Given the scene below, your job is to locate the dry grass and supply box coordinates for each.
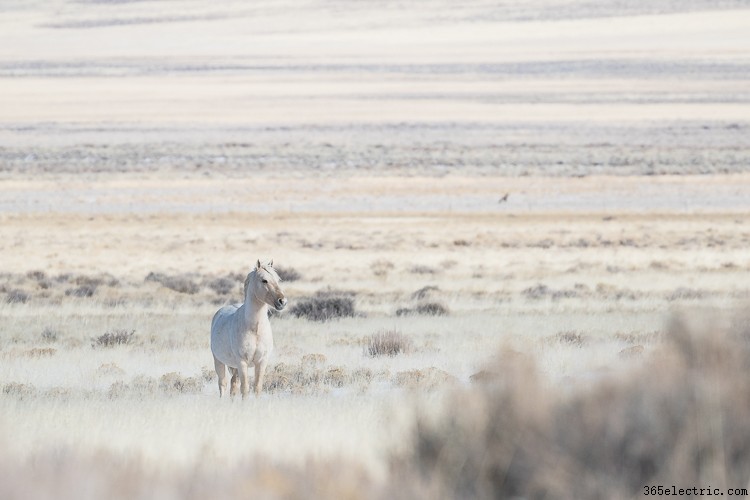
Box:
[145,272,200,295]
[4,318,748,499]
[390,319,750,499]
[1,1,748,496]
[275,266,302,282]
[366,330,414,357]
[265,359,375,395]
[92,330,136,348]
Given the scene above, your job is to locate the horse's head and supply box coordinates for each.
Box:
[245,259,287,311]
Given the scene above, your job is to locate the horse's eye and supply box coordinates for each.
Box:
[262,279,268,284]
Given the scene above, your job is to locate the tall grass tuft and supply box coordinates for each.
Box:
[365,330,413,357]
[92,329,135,348]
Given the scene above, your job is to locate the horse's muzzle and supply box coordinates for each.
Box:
[275,297,287,311]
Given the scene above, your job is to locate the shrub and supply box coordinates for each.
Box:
[393,367,457,391]
[159,372,203,394]
[275,266,302,282]
[93,329,135,348]
[206,276,235,296]
[264,359,364,395]
[95,363,125,377]
[40,327,59,343]
[26,270,46,280]
[371,259,395,277]
[554,331,587,346]
[145,272,199,294]
[667,287,707,301]
[522,284,549,299]
[409,265,438,275]
[412,286,439,300]
[366,330,414,357]
[2,382,35,399]
[416,302,449,316]
[23,348,57,358]
[301,353,327,367]
[290,296,356,322]
[390,319,750,499]
[201,366,217,383]
[65,285,96,297]
[395,303,448,317]
[6,290,29,304]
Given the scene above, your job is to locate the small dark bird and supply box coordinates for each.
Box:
[498,193,509,204]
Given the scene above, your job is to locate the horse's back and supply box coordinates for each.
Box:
[211,304,239,330]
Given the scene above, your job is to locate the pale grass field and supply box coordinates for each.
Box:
[2,0,750,497]
[2,198,748,485]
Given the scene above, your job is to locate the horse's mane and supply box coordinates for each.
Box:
[243,265,281,297]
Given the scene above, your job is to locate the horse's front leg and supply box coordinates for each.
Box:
[229,368,240,398]
[239,360,251,399]
[254,359,268,397]
[214,356,227,398]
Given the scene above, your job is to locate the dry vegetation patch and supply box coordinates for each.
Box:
[394,367,457,391]
[265,359,374,395]
[290,293,357,322]
[391,320,750,499]
[22,347,57,358]
[551,331,588,346]
[5,290,29,304]
[95,363,126,377]
[397,302,449,317]
[159,372,204,394]
[145,272,200,295]
[365,330,414,357]
[275,266,302,282]
[371,259,395,277]
[40,327,60,343]
[92,330,136,348]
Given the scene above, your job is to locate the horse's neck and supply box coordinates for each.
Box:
[240,293,268,331]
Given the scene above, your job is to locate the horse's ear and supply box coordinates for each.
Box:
[268,259,274,268]
[256,259,261,270]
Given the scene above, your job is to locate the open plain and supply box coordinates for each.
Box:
[1,1,750,498]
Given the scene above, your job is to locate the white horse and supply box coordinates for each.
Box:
[210,260,287,398]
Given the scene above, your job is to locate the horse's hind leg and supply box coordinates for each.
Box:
[229,368,240,398]
[214,355,228,398]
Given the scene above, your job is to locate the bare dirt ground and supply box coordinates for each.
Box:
[1,1,749,498]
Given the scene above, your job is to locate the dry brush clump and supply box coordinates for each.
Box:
[396,302,449,317]
[365,330,414,357]
[159,372,204,394]
[393,367,457,391]
[549,331,587,346]
[389,317,750,499]
[290,291,358,322]
[274,265,302,282]
[107,372,205,398]
[205,276,236,296]
[145,272,200,295]
[371,259,395,277]
[265,356,374,395]
[92,329,135,348]
[22,347,57,358]
[40,327,60,343]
